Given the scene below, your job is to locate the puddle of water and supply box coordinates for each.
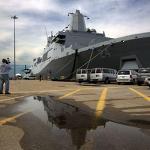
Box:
[16,96,150,150]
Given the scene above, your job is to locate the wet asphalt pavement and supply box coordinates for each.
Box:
[0,84,150,150]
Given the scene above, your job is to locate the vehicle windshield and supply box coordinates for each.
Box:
[138,69,150,73]
[82,70,87,74]
[118,70,130,75]
[96,68,102,73]
[77,70,81,74]
[91,69,95,73]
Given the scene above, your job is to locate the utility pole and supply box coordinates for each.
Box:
[11,15,18,79]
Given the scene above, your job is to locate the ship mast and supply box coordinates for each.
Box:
[68,10,87,32]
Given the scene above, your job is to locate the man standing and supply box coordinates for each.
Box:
[0,59,11,94]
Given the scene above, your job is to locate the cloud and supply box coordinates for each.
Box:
[0,0,150,65]
[84,0,150,37]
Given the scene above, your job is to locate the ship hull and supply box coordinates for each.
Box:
[33,36,150,80]
[76,36,150,70]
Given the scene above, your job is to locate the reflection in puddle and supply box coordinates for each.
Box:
[33,96,107,150]
[17,96,150,150]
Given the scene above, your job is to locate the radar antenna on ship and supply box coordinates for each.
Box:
[83,15,90,20]
[51,31,53,37]
[44,25,48,38]
[103,31,106,37]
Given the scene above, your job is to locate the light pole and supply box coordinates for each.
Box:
[11,15,18,79]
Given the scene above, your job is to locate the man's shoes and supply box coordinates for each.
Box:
[5,92,11,95]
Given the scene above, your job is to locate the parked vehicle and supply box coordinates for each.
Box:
[76,69,91,83]
[137,68,150,86]
[23,74,29,80]
[90,68,117,83]
[16,73,22,79]
[145,77,150,87]
[29,75,36,80]
[23,74,36,80]
[117,70,138,84]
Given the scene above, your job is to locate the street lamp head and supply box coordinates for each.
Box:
[11,15,18,19]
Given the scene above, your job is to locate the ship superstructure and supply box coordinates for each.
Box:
[31,10,150,80]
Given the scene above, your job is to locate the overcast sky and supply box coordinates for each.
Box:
[0,0,150,65]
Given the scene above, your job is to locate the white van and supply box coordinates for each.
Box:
[90,68,117,83]
[76,69,91,83]
[23,74,36,80]
[117,70,138,84]
[145,77,150,87]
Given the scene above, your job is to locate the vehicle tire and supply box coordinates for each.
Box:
[93,81,97,84]
[104,78,110,84]
[132,79,136,85]
[137,82,142,86]
[117,82,120,85]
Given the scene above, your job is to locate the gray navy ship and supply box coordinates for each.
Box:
[31,10,150,80]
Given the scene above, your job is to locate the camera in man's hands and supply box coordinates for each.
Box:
[6,58,11,64]
[2,58,11,64]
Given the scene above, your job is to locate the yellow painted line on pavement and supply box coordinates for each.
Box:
[12,89,73,94]
[129,88,150,102]
[95,88,108,118]
[0,89,75,103]
[59,89,81,99]
[108,87,120,89]
[0,96,25,102]
[0,111,29,125]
